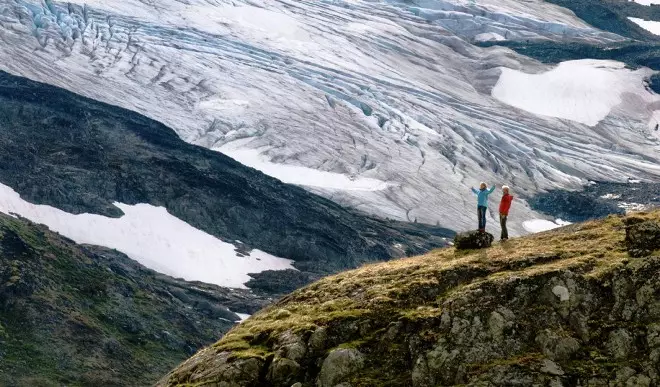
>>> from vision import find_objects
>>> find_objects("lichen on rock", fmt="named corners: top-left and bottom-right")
top-left (159, 211), bottom-right (660, 387)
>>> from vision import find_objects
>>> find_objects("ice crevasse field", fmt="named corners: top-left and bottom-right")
top-left (0, 0), bottom-right (659, 287)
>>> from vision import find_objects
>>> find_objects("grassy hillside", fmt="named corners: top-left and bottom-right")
top-left (0, 213), bottom-right (267, 386)
top-left (160, 210), bottom-right (660, 386)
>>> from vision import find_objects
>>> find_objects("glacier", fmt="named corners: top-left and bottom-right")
top-left (0, 0), bottom-right (659, 237)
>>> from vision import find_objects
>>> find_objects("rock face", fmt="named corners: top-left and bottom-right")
top-left (454, 231), bottom-right (495, 250)
top-left (160, 211), bottom-right (660, 386)
top-left (0, 213), bottom-right (266, 386)
top-left (317, 348), bottom-right (365, 387)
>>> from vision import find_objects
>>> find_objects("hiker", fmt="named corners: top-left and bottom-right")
top-left (499, 185), bottom-right (514, 241)
top-left (471, 182), bottom-right (496, 232)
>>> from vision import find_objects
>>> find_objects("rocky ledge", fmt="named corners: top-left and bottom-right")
top-left (0, 213), bottom-right (267, 386)
top-left (160, 210), bottom-right (660, 387)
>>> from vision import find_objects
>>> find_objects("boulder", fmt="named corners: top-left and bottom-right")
top-left (453, 231), bottom-right (494, 250)
top-left (625, 219), bottom-right (660, 257)
top-left (266, 357), bottom-right (301, 387)
top-left (317, 348), bottom-right (365, 387)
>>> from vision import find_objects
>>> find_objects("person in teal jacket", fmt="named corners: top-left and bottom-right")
top-left (471, 182), bottom-right (496, 232)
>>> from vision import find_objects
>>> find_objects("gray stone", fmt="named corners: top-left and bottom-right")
top-left (277, 331), bottom-right (307, 362)
top-left (488, 311), bottom-right (506, 342)
top-left (317, 348), bottom-right (365, 387)
top-left (309, 326), bottom-right (329, 354)
top-left (608, 329), bottom-right (634, 360)
top-left (291, 383), bottom-right (303, 387)
top-left (552, 285), bottom-right (570, 302)
top-left (626, 375), bottom-right (651, 387)
top-left (536, 330), bottom-right (580, 360)
top-left (549, 377), bottom-right (564, 387)
top-left (647, 324), bottom-right (660, 348)
top-left (266, 357), bottom-right (301, 387)
top-left (540, 359), bottom-right (564, 376)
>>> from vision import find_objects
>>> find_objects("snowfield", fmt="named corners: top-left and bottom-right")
top-left (628, 17), bottom-right (660, 36)
top-left (0, 183), bottom-right (295, 289)
top-left (0, 0), bottom-right (658, 238)
top-left (523, 219), bottom-right (572, 233)
top-left (218, 140), bottom-right (392, 191)
top-left (630, 0), bottom-right (660, 5)
top-left (492, 60), bottom-right (659, 127)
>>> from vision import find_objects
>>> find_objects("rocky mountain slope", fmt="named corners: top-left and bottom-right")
top-left (2, 0), bottom-right (659, 235)
top-left (160, 209), bottom-right (660, 386)
top-left (0, 69), bottom-right (452, 291)
top-left (0, 211), bottom-right (268, 386)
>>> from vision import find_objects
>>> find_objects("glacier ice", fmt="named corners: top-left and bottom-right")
top-left (0, 0), bottom-right (659, 238)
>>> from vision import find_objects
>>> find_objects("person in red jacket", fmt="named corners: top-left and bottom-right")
top-left (499, 185), bottom-right (514, 241)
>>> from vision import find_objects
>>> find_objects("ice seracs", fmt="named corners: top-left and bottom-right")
top-left (0, 183), bottom-right (295, 289)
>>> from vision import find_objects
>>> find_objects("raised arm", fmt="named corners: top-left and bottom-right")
top-left (488, 186), bottom-right (496, 194)
top-left (471, 187), bottom-right (479, 195)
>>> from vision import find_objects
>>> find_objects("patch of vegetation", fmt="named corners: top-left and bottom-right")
top-left (0, 213), bottom-right (260, 386)
top-left (192, 211), bottom-right (653, 368)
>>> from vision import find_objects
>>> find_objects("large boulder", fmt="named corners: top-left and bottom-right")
top-left (317, 348), bottom-right (365, 387)
top-left (625, 218), bottom-right (660, 257)
top-left (453, 231), bottom-right (494, 250)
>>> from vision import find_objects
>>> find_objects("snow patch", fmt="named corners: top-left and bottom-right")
top-left (217, 144), bottom-right (392, 191)
top-left (619, 202), bottom-right (652, 213)
top-left (492, 60), bottom-right (657, 126)
top-left (522, 218), bottom-right (571, 233)
top-left (628, 17), bottom-right (660, 35)
top-left (474, 32), bottom-right (506, 42)
top-left (0, 183), bottom-right (295, 289)
top-left (601, 193), bottom-right (622, 199)
top-left (235, 313), bottom-right (251, 322)
top-left (629, 0), bottom-right (660, 5)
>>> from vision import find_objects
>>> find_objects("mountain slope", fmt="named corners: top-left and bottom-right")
top-left (2, 0), bottom-right (659, 235)
top-left (0, 211), bottom-right (267, 386)
top-left (160, 210), bottom-right (660, 386)
top-left (0, 69), bottom-right (451, 290)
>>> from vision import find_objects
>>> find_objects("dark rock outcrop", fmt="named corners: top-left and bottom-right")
top-left (625, 218), bottom-right (660, 257)
top-left (0, 70), bottom-right (453, 284)
top-left (453, 230), bottom-right (494, 250)
top-left (0, 213), bottom-right (264, 386)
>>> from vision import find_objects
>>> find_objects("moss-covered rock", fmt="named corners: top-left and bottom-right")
top-left (160, 211), bottom-right (660, 386)
top-left (0, 213), bottom-right (266, 386)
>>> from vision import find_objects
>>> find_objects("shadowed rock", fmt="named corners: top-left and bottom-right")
top-left (453, 230), bottom-right (494, 250)
top-left (625, 217), bottom-right (660, 257)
